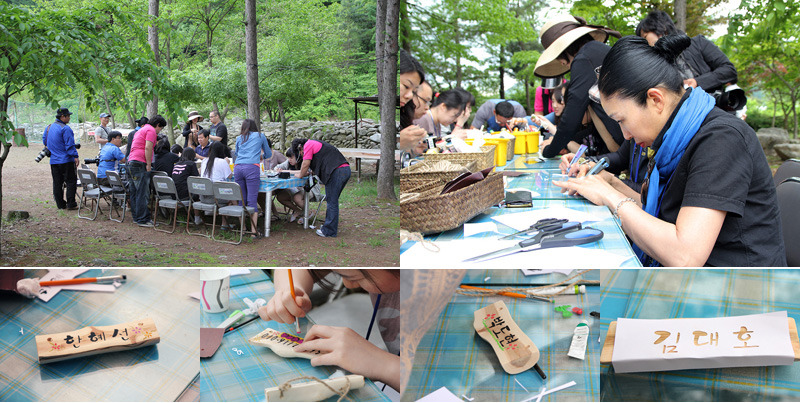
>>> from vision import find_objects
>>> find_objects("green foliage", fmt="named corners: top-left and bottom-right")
top-left (569, 0), bottom-right (727, 37)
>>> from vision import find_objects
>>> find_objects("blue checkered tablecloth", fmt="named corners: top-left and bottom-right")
top-left (227, 175), bottom-right (308, 194)
top-left (600, 269), bottom-right (800, 401)
top-left (506, 170), bottom-right (586, 200)
top-left (404, 279), bottom-right (600, 402)
top-left (498, 155), bottom-right (562, 171)
top-left (199, 278), bottom-right (390, 402)
top-left (230, 269), bottom-right (270, 288)
top-left (0, 269), bottom-right (199, 401)
top-left (462, 269), bottom-right (601, 285)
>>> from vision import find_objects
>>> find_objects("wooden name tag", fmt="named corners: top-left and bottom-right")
top-left (600, 314), bottom-right (800, 373)
top-left (249, 328), bottom-right (321, 360)
top-left (473, 300), bottom-right (539, 374)
top-left (36, 318), bottom-right (160, 364)
top-left (265, 375), bottom-right (365, 402)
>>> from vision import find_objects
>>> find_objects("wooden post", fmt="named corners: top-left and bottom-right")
top-left (473, 300), bottom-right (540, 374)
top-left (35, 318), bottom-right (160, 364)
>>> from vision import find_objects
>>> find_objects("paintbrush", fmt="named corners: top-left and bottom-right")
top-left (287, 269), bottom-right (301, 333)
top-left (39, 275), bottom-right (127, 287)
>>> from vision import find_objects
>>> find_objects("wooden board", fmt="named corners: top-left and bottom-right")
top-left (265, 375), bottom-right (364, 402)
top-left (473, 300), bottom-right (539, 374)
top-left (35, 318), bottom-right (160, 364)
top-left (600, 317), bottom-right (800, 365)
top-left (249, 328), bottom-right (321, 360)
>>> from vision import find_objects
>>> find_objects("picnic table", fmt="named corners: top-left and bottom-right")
top-left (338, 148), bottom-right (402, 183)
top-left (199, 271), bottom-right (391, 402)
top-left (400, 153), bottom-right (641, 268)
top-left (403, 269), bottom-right (601, 402)
top-left (225, 173), bottom-right (313, 237)
top-left (0, 269), bottom-right (199, 401)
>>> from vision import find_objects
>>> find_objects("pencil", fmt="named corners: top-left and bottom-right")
top-left (225, 316), bottom-right (259, 334)
top-left (287, 269), bottom-right (301, 333)
top-left (40, 275), bottom-right (127, 287)
top-left (460, 285), bottom-right (527, 299)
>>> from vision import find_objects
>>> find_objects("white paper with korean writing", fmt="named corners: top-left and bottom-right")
top-left (612, 311), bottom-right (795, 373)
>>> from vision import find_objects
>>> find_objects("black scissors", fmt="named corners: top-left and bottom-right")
top-left (464, 227), bottom-right (603, 262)
top-left (499, 218), bottom-right (569, 240)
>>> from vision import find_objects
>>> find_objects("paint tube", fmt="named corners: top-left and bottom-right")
top-left (530, 285), bottom-right (585, 296)
top-left (567, 320), bottom-right (589, 360)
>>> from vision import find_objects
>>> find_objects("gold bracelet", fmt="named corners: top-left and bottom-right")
top-left (613, 197), bottom-right (636, 227)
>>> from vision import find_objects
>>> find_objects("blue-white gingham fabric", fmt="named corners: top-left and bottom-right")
top-left (199, 277), bottom-right (390, 402)
top-left (0, 269), bottom-right (199, 401)
top-left (227, 175), bottom-right (308, 193)
top-left (601, 269), bottom-right (800, 401)
top-left (404, 276), bottom-right (600, 402)
top-left (462, 269), bottom-right (601, 286)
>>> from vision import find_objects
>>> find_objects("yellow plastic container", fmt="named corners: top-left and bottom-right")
top-left (526, 131), bottom-right (540, 154)
top-left (483, 138), bottom-right (509, 167)
top-left (512, 131), bottom-right (527, 154)
top-left (464, 139), bottom-right (474, 146)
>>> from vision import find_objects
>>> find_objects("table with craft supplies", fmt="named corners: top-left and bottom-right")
top-left (403, 271), bottom-right (600, 402)
top-left (199, 275), bottom-right (391, 402)
top-left (226, 174), bottom-right (313, 237)
top-left (0, 269), bottom-right (199, 401)
top-left (462, 269), bottom-right (601, 286)
top-left (600, 269), bottom-right (800, 401)
top-left (401, 152), bottom-right (641, 268)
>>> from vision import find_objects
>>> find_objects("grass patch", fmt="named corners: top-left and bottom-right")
top-left (339, 178), bottom-right (400, 208)
top-left (367, 237), bottom-right (384, 247)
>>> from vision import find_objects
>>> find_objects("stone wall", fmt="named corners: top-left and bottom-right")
top-left (250, 119), bottom-right (381, 151)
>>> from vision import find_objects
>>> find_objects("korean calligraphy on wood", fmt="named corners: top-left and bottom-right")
top-left (35, 318), bottom-right (160, 364)
top-left (600, 312), bottom-right (800, 373)
top-left (473, 300), bottom-right (540, 374)
top-left (249, 328), bottom-right (322, 360)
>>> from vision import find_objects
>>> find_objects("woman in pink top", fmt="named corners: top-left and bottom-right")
top-left (290, 138), bottom-right (350, 237)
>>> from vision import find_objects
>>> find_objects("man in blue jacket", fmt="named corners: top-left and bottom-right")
top-left (43, 107), bottom-right (80, 210)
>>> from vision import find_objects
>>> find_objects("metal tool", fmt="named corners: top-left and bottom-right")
top-left (464, 227), bottom-right (604, 262)
top-left (498, 218), bottom-right (569, 240)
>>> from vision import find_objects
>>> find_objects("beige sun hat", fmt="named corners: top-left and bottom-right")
top-left (534, 16), bottom-right (621, 78)
top-left (187, 111), bottom-right (204, 123)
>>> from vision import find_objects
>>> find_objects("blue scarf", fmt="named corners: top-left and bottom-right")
top-left (634, 88), bottom-right (716, 265)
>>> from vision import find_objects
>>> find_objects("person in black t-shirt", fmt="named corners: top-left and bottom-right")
top-left (171, 148), bottom-right (202, 225)
top-left (554, 35), bottom-right (785, 267)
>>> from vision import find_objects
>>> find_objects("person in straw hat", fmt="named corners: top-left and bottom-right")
top-left (182, 110), bottom-right (205, 148)
top-left (534, 16), bottom-right (623, 158)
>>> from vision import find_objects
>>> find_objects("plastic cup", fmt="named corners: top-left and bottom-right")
top-left (199, 269), bottom-right (230, 313)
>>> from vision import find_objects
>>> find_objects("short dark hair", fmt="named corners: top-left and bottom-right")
top-left (431, 89), bottom-right (465, 112)
top-left (399, 49), bottom-right (425, 84)
top-left (599, 35), bottom-right (691, 106)
top-left (199, 129), bottom-right (210, 138)
top-left (171, 144), bottom-right (183, 154)
top-left (180, 147), bottom-right (196, 162)
top-left (108, 131), bottom-right (122, 141)
top-left (494, 101), bottom-right (515, 118)
top-left (557, 34), bottom-right (595, 62)
top-left (636, 10), bottom-right (678, 37)
top-left (150, 115), bottom-right (167, 128)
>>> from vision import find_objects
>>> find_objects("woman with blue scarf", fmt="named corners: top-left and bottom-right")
top-left (555, 35), bottom-right (786, 267)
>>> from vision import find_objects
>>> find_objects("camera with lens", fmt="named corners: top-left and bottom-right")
top-left (34, 147), bottom-right (51, 163)
top-left (712, 84), bottom-right (747, 112)
top-left (84, 158), bottom-right (100, 165)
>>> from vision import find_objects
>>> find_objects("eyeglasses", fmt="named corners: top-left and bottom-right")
top-left (413, 90), bottom-right (432, 107)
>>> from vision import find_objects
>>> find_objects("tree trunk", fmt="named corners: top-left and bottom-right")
top-left (147, 0), bottom-right (160, 117)
top-left (244, 0), bottom-right (260, 131)
top-left (376, 0), bottom-right (386, 104)
top-left (399, 0), bottom-right (411, 52)
top-left (0, 94), bottom-right (9, 246)
top-left (278, 100), bottom-right (286, 150)
top-left (793, 93), bottom-right (798, 138)
top-left (376, 0), bottom-right (399, 201)
top-left (454, 17), bottom-right (462, 88)
top-left (499, 45), bottom-right (505, 99)
top-left (674, 0), bottom-right (686, 32)
top-left (524, 78), bottom-right (530, 113)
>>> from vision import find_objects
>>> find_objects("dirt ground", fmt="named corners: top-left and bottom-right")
top-left (1, 144), bottom-right (399, 267)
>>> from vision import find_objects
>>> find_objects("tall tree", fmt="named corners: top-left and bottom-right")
top-left (244, 0), bottom-right (260, 129)
top-left (674, 0), bottom-right (687, 31)
top-left (376, 0), bottom-right (399, 200)
top-left (147, 0), bottom-right (160, 117)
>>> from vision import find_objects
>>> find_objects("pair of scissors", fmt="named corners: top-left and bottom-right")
top-left (463, 227), bottom-right (604, 262)
top-left (498, 218), bottom-right (569, 240)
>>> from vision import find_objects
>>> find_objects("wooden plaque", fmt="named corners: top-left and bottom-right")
top-left (265, 375), bottom-right (364, 402)
top-left (600, 317), bottom-right (800, 365)
top-left (35, 318), bottom-right (160, 364)
top-left (473, 300), bottom-right (539, 374)
top-left (249, 328), bottom-right (322, 360)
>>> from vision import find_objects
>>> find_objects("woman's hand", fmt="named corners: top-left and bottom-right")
top-left (295, 325), bottom-right (400, 390)
top-left (398, 125), bottom-right (426, 150)
top-left (257, 285), bottom-right (312, 324)
top-left (552, 172), bottom-right (619, 206)
top-left (684, 78), bottom-right (698, 88)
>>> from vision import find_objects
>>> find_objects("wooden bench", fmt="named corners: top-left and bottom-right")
top-left (338, 148), bottom-right (401, 183)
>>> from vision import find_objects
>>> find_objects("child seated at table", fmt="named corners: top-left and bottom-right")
top-left (258, 269), bottom-right (400, 392)
top-left (274, 147), bottom-right (322, 224)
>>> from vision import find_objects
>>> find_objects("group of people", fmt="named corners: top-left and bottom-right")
top-left (398, 10), bottom-right (785, 267)
top-left (44, 109), bottom-right (353, 238)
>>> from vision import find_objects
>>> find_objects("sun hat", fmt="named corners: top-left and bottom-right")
top-left (187, 111), bottom-right (204, 123)
top-left (534, 16), bottom-right (621, 78)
